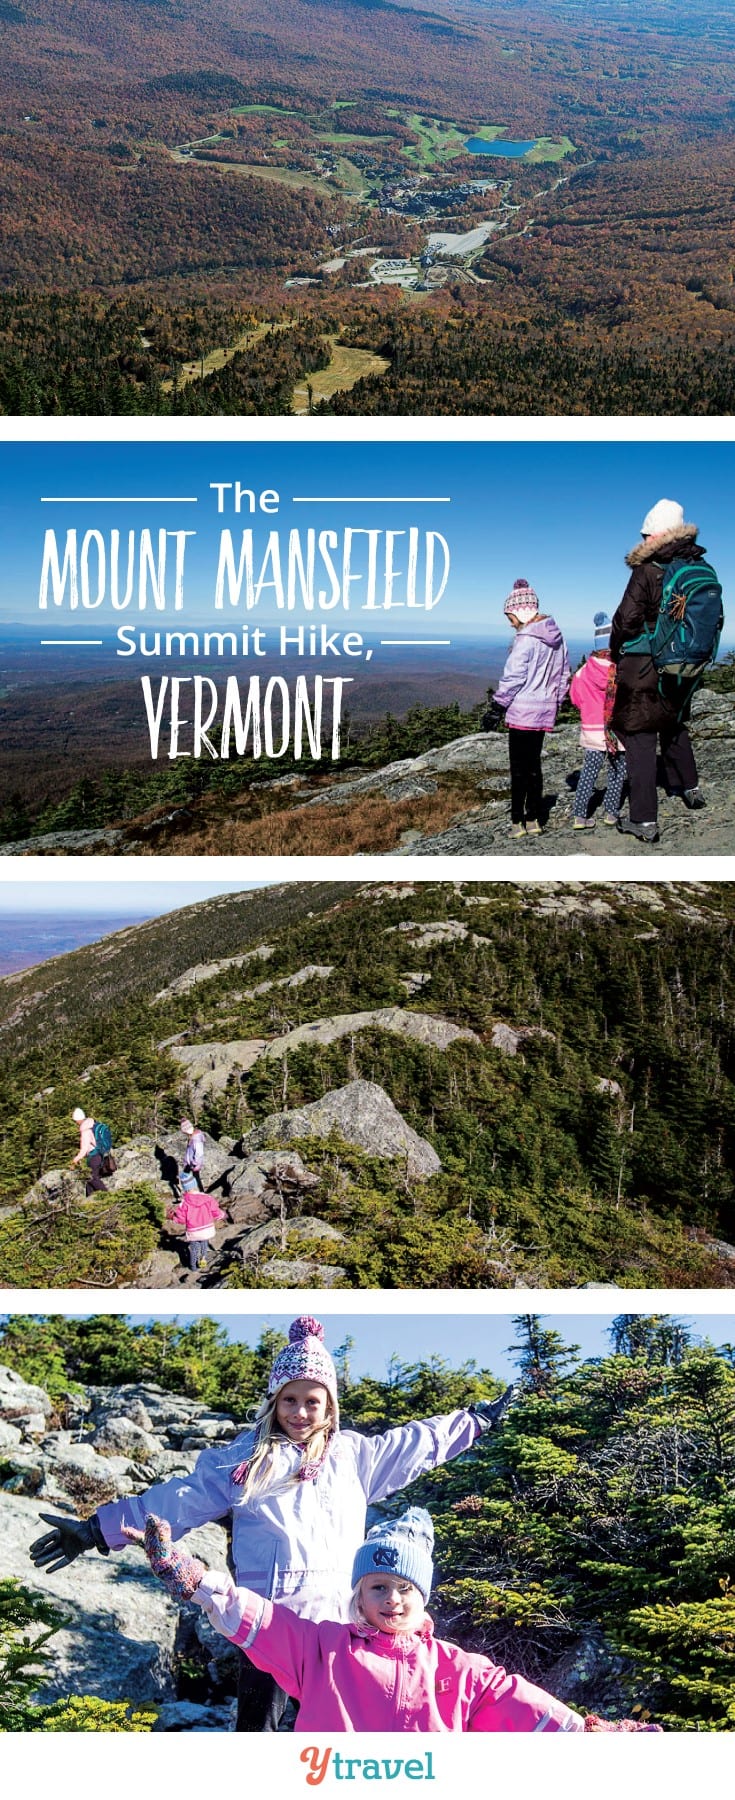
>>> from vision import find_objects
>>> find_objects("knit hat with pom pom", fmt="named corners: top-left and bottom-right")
top-left (503, 577), bottom-right (540, 620)
top-left (268, 1316), bottom-right (339, 1421)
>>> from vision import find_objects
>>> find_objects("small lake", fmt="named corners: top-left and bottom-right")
top-left (465, 137), bottom-right (535, 158)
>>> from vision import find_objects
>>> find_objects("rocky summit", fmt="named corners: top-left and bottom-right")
top-left (2, 689), bottom-right (733, 858)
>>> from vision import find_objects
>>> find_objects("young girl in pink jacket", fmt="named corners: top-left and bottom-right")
top-left (128, 1507), bottom-right (659, 1734)
top-left (569, 613), bottom-right (627, 830)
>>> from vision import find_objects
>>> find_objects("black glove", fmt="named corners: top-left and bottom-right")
top-left (481, 701), bottom-right (506, 732)
top-left (30, 1510), bottom-right (109, 1573)
top-left (470, 1384), bottom-right (517, 1434)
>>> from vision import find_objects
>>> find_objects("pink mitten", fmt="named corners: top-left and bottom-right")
top-left (123, 1513), bottom-right (206, 1602)
top-left (584, 1714), bottom-right (662, 1733)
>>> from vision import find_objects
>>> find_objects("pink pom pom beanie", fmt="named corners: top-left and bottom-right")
top-left (268, 1316), bottom-right (340, 1421)
top-left (503, 577), bottom-right (540, 620)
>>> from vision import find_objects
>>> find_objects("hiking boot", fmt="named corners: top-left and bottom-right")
top-left (573, 816), bottom-right (595, 830)
top-left (617, 817), bottom-right (659, 843)
top-left (525, 820), bottom-right (542, 836)
top-left (509, 822), bottom-right (526, 839)
top-left (683, 786), bottom-right (706, 810)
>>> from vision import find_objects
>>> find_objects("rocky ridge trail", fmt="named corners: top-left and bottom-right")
top-left (2, 690), bottom-right (733, 857)
top-left (2, 687), bottom-right (731, 856)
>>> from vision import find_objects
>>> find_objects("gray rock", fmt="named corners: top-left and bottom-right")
top-left (260, 1259), bottom-right (347, 1286)
top-left (169, 1041), bottom-right (266, 1104)
top-left (228, 1149), bottom-right (316, 1202)
top-left (0, 1364), bottom-right (54, 1423)
top-left (152, 1700), bottom-right (234, 1732)
top-left (262, 1007), bottom-right (479, 1060)
top-left (399, 972), bottom-right (431, 996)
top-left (0, 1491), bottom-right (227, 1704)
top-left (238, 1216), bottom-right (345, 1256)
top-left (0, 1419), bottom-right (22, 1449)
top-left (241, 1078), bottom-right (441, 1179)
top-left (0, 827), bottom-right (126, 856)
top-left (703, 1235), bottom-right (735, 1263)
top-left (135, 1249), bottom-right (183, 1288)
top-left (388, 918), bottom-right (469, 947)
top-left (153, 945), bottom-right (275, 1002)
top-left (92, 1417), bottom-right (165, 1462)
top-left (491, 1023), bottom-right (556, 1056)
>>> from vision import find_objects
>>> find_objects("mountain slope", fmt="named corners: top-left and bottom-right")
top-left (2, 879), bottom-right (735, 1290)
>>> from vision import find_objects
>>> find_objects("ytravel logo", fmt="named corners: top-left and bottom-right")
top-left (300, 1747), bottom-right (437, 1785)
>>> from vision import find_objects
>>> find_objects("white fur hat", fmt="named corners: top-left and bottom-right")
top-left (640, 499), bottom-right (685, 538)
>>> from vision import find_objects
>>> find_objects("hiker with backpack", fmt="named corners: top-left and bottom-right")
top-left (70, 1107), bottom-right (115, 1195)
top-left (610, 499), bottom-right (723, 844)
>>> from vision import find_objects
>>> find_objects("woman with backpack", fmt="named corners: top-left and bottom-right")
top-left (70, 1107), bottom-right (112, 1194)
top-left (610, 499), bottom-right (721, 844)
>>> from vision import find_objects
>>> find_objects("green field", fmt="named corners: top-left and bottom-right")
top-left (525, 134), bottom-right (577, 163)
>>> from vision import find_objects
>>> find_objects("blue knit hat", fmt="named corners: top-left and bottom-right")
top-left (352, 1507), bottom-right (435, 1601)
top-left (593, 611), bottom-right (611, 648)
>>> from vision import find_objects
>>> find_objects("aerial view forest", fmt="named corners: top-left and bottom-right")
top-left (2, 0), bottom-right (735, 414)
top-left (1, 1311), bottom-right (734, 1731)
top-left (3, 879), bottom-right (735, 1291)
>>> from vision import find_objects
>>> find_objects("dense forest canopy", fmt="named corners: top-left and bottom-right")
top-left (2, 0), bottom-right (735, 413)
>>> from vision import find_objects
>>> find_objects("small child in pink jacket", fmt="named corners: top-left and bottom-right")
top-left (127, 1508), bottom-right (660, 1734)
top-left (569, 612), bottom-right (627, 830)
top-left (167, 1177), bottom-right (225, 1272)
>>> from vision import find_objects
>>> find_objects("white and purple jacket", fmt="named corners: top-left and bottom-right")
top-left (494, 616), bottom-right (571, 730)
top-left (193, 1576), bottom-right (584, 1733)
top-left (97, 1411), bottom-right (481, 1623)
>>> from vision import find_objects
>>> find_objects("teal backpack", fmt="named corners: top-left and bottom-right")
top-left (621, 556), bottom-right (724, 704)
top-left (93, 1120), bottom-right (113, 1157)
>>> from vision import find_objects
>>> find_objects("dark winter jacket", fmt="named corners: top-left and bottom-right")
top-left (610, 523), bottom-right (707, 735)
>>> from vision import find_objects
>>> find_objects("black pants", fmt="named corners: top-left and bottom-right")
top-left (620, 724), bottom-right (698, 823)
top-left (508, 729), bottom-right (545, 824)
top-left (85, 1153), bottom-right (107, 1195)
top-left (236, 1655), bottom-right (290, 1732)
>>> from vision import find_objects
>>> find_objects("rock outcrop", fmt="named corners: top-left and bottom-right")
top-left (167, 1008), bottom-right (478, 1105)
top-left (153, 944), bottom-right (274, 1002)
top-left (241, 1078), bottom-right (442, 1179)
top-left (0, 1368), bottom-right (235, 1721)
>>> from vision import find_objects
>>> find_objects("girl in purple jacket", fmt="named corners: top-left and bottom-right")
top-left (486, 578), bottom-right (571, 839)
top-left (30, 1315), bottom-right (514, 1734)
top-left (129, 1507), bottom-right (660, 1735)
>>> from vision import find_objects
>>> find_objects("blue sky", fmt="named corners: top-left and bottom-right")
top-left (3, 440), bottom-right (734, 643)
top-left (121, 1312), bottom-right (735, 1384)
top-left (0, 879), bottom-right (264, 916)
